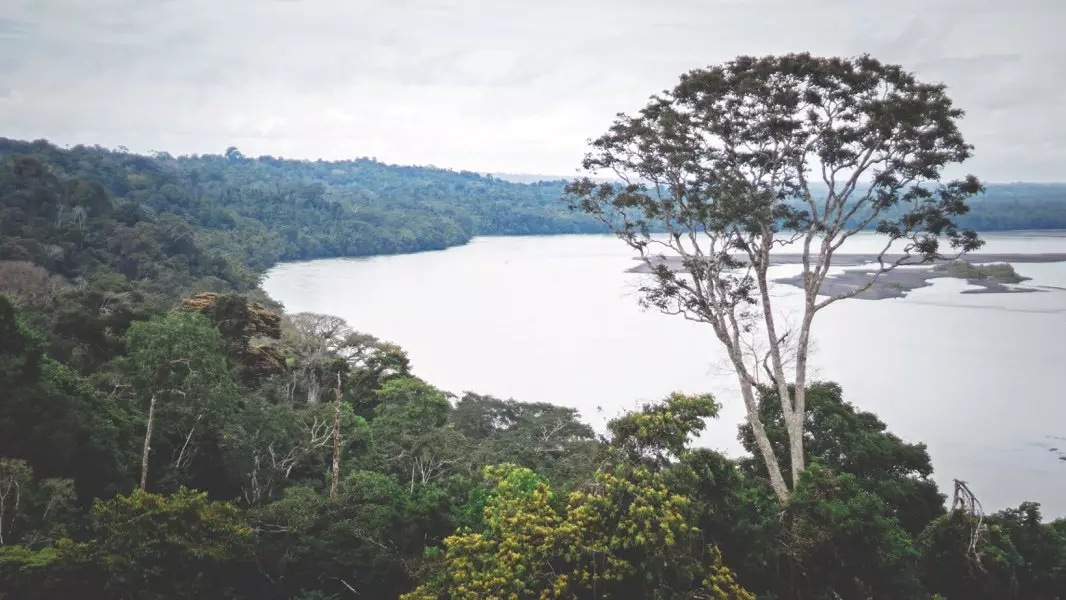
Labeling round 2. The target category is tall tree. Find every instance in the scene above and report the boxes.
[371,378,467,493]
[566,53,983,500]
[330,373,342,502]
[117,312,238,490]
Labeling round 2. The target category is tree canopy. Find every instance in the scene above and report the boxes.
[566,53,989,501]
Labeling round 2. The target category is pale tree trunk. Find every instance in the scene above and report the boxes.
[695,252,792,503]
[174,414,203,470]
[789,307,817,487]
[739,377,789,502]
[0,475,20,546]
[307,370,321,405]
[723,230,812,493]
[724,337,789,502]
[140,394,157,490]
[330,373,342,502]
[753,253,805,489]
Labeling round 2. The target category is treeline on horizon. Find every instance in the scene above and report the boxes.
[2,137,1066,599]
[2,137,1065,275]
[0,137,607,272]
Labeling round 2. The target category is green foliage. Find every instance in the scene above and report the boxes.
[0,544,59,598]
[780,465,924,599]
[665,449,779,591]
[608,392,719,466]
[934,260,1029,283]
[740,382,945,535]
[919,502,1066,599]
[0,137,605,275]
[117,311,239,491]
[0,297,132,500]
[372,378,468,491]
[407,463,754,600]
[221,399,368,505]
[251,472,448,599]
[452,393,599,485]
[71,488,253,599]
[0,459,76,549]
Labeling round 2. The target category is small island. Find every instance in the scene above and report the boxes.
[627,253,1066,300]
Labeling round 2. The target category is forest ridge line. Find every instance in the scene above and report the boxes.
[2,137,1066,278]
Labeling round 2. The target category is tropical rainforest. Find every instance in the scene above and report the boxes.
[1,135,1066,600]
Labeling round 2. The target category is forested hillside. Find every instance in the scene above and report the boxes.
[961,183,1066,230]
[2,138,1064,284]
[2,138,1066,599]
[0,138,604,272]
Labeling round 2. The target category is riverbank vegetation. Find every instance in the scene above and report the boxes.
[934,260,1029,283]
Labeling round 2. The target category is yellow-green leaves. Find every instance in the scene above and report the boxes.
[405,463,752,600]
[608,392,719,465]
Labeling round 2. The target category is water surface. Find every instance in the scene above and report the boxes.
[264,233,1066,514]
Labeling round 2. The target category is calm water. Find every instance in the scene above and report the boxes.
[264,233,1066,515]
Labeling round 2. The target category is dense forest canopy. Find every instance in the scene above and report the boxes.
[1,137,1064,279]
[0,137,606,272]
[1,132,1066,599]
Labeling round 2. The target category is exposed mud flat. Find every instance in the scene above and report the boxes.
[626,253,1066,300]
[775,267,1035,300]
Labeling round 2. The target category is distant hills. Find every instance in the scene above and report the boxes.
[0,139,602,274]
[1,138,1065,287]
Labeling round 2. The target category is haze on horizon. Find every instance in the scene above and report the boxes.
[2,0,1064,182]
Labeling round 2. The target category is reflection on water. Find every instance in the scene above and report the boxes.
[264,233,1066,515]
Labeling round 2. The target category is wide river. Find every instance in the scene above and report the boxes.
[264,232,1066,515]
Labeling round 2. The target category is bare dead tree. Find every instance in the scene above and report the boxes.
[330,372,343,502]
[284,313,353,404]
[567,54,983,501]
[0,261,71,309]
[173,413,205,470]
[0,459,30,546]
[952,479,986,567]
[140,393,157,490]
[239,413,333,505]
[412,453,460,491]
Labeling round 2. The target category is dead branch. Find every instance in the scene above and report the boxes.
[952,479,986,568]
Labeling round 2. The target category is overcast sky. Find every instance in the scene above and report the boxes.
[2,0,1064,181]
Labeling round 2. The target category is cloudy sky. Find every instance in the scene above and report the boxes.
[2,0,1064,181]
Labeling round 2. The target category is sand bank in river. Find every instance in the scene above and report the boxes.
[625,253,1066,300]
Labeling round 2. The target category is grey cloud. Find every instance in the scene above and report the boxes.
[0,17,32,38]
[1,0,1064,180]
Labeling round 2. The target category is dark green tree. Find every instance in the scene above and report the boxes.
[0,297,131,500]
[371,378,468,493]
[920,501,1066,599]
[115,312,239,492]
[740,382,944,535]
[252,472,425,598]
[58,488,254,599]
[777,466,924,599]
[451,393,598,485]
